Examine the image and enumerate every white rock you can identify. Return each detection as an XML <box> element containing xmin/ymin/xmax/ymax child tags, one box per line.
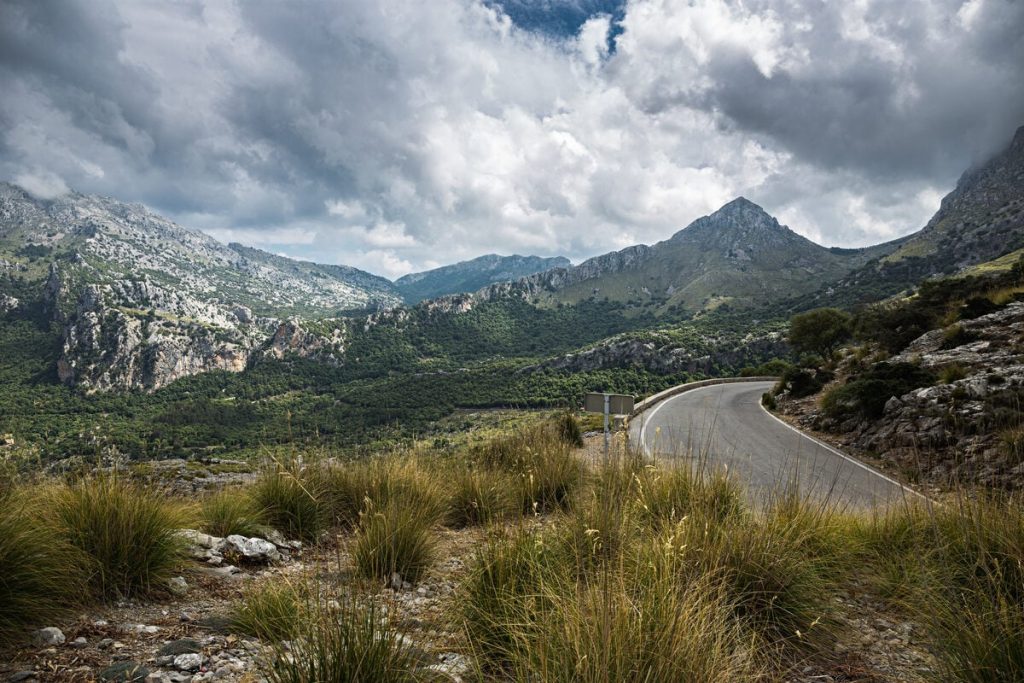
<box><xmin>225</xmin><ymin>535</ymin><xmax>281</xmax><ymax>563</ymax></box>
<box><xmin>34</xmin><ymin>627</ymin><xmax>65</xmax><ymax>646</ymax></box>
<box><xmin>173</xmin><ymin>653</ymin><xmax>204</xmax><ymax>672</ymax></box>
<box><xmin>168</xmin><ymin>576</ymin><xmax>189</xmax><ymax>596</ymax></box>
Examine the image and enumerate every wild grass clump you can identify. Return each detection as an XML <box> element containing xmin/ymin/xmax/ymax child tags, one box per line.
<box><xmin>321</xmin><ymin>457</ymin><xmax>448</xmax><ymax>530</ymax></box>
<box><xmin>447</xmin><ymin>467</ymin><xmax>515</xmax><ymax>528</ymax></box>
<box><xmin>55</xmin><ymin>475</ymin><xmax>186</xmax><ymax>600</ymax></box>
<box><xmin>251</xmin><ymin>464</ymin><xmax>326</xmax><ymax>543</ymax></box>
<box><xmin>200</xmin><ymin>488</ymin><xmax>266</xmax><ymax>538</ymax></box>
<box><xmin>1000</xmin><ymin>426</ymin><xmax>1024</xmax><ymax>464</ymax></box>
<box><xmin>553</xmin><ymin>411</ymin><xmax>584</xmax><ymax>448</ymax></box>
<box><xmin>634</xmin><ymin>463</ymin><xmax>745</xmax><ymax>528</ymax></box>
<box><xmin>475</xmin><ymin>424</ymin><xmax>581</xmax><ymax>514</ymax></box>
<box><xmin>459</xmin><ymin>530</ymin><xmax>557</xmax><ymax>670</ymax></box>
<box><xmin>353</xmin><ymin>499</ymin><xmax>438</xmax><ymax>584</ymax></box>
<box><xmin>519</xmin><ymin>567</ymin><xmax>758</xmax><ymax>682</ymax></box>
<box><xmin>230</xmin><ymin>580</ymin><xmax>304</xmax><ymax>642</ymax></box>
<box><xmin>266</xmin><ymin>600</ymin><xmax>417</xmax><ymax>683</ymax></box>
<box><xmin>0</xmin><ymin>489</ymin><xmax>86</xmax><ymax>648</ymax></box>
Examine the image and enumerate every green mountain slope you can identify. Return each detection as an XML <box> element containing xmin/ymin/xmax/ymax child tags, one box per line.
<box><xmin>530</xmin><ymin>198</ymin><xmax>894</xmax><ymax>314</ymax></box>
<box><xmin>395</xmin><ymin>253</ymin><xmax>571</xmax><ymax>303</ymax></box>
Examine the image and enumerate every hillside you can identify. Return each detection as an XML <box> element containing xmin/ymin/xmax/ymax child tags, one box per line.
<box><xmin>455</xmin><ymin>198</ymin><xmax>898</xmax><ymax>315</ymax></box>
<box><xmin>829</xmin><ymin>125</ymin><xmax>1024</xmax><ymax>300</ymax></box>
<box><xmin>395</xmin><ymin>253</ymin><xmax>570</xmax><ymax>303</ymax></box>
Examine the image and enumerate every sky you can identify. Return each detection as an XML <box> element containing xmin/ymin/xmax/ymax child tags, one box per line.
<box><xmin>1</xmin><ymin>0</ymin><xmax>1022</xmax><ymax>279</ymax></box>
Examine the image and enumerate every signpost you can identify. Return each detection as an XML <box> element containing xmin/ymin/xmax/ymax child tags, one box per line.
<box><xmin>583</xmin><ymin>392</ymin><xmax>635</xmax><ymax>460</ymax></box>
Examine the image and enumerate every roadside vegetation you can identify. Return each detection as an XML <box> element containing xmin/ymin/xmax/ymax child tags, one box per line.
<box><xmin>2</xmin><ymin>411</ymin><xmax>1023</xmax><ymax>681</ymax></box>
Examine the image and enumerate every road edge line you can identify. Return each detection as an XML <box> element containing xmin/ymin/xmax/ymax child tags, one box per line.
<box><xmin>756</xmin><ymin>398</ymin><xmax>929</xmax><ymax>501</ymax></box>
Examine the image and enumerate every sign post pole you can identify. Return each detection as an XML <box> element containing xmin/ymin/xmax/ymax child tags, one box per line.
<box><xmin>603</xmin><ymin>393</ymin><xmax>610</xmax><ymax>461</ymax></box>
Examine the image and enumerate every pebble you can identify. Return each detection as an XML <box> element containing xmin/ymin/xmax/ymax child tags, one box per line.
<box><xmin>173</xmin><ymin>653</ymin><xmax>204</xmax><ymax>672</ymax></box>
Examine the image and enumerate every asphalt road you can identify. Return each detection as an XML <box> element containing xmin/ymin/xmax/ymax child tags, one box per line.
<box><xmin>627</xmin><ymin>381</ymin><xmax>916</xmax><ymax>508</ymax></box>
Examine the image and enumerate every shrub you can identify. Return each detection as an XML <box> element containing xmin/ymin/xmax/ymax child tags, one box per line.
<box><xmin>447</xmin><ymin>468</ymin><xmax>515</xmax><ymax>528</ymax></box>
<box><xmin>56</xmin><ymin>476</ymin><xmax>187</xmax><ymax>600</ymax></box>
<box><xmin>788</xmin><ymin>308</ymin><xmax>852</xmax><ymax>360</ymax></box>
<box><xmin>774</xmin><ymin>367</ymin><xmax>831</xmax><ymax>399</ymax></box>
<box><xmin>822</xmin><ymin>362</ymin><xmax>936</xmax><ymax>419</ymax></box>
<box><xmin>552</xmin><ymin>411</ymin><xmax>584</xmax><ymax>448</ymax></box>
<box><xmin>353</xmin><ymin>500</ymin><xmax>437</xmax><ymax>584</ymax></box>
<box><xmin>265</xmin><ymin>600</ymin><xmax>417</xmax><ymax>683</ymax></box>
<box><xmin>940</xmin><ymin>324</ymin><xmax>978</xmax><ymax>350</ymax></box>
<box><xmin>959</xmin><ymin>296</ymin><xmax>1001</xmax><ymax>320</ymax></box>
<box><xmin>761</xmin><ymin>391</ymin><xmax>777</xmax><ymax>410</ymax></box>
<box><xmin>200</xmin><ymin>488</ymin><xmax>265</xmax><ymax>538</ymax></box>
<box><xmin>230</xmin><ymin>580</ymin><xmax>304</xmax><ymax>642</ymax></box>
<box><xmin>1000</xmin><ymin>427</ymin><xmax>1024</xmax><ymax>464</ymax></box>
<box><xmin>938</xmin><ymin>363</ymin><xmax>969</xmax><ymax>385</ymax></box>
<box><xmin>475</xmin><ymin>424</ymin><xmax>581</xmax><ymax>513</ymax></box>
<box><xmin>0</xmin><ymin>489</ymin><xmax>87</xmax><ymax>648</ymax></box>
<box><xmin>251</xmin><ymin>465</ymin><xmax>326</xmax><ymax>543</ymax></box>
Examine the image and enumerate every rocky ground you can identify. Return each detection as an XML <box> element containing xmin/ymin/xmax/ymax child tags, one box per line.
<box><xmin>1</xmin><ymin>438</ymin><xmax>939</xmax><ymax>683</ymax></box>
<box><xmin>776</xmin><ymin>302</ymin><xmax>1024</xmax><ymax>491</ymax></box>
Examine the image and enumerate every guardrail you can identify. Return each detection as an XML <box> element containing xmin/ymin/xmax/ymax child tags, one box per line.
<box><xmin>628</xmin><ymin>376</ymin><xmax>779</xmax><ymax>419</ymax></box>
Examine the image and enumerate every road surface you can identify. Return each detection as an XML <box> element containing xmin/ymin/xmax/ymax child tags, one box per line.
<box><xmin>628</xmin><ymin>381</ymin><xmax>915</xmax><ymax>508</ymax></box>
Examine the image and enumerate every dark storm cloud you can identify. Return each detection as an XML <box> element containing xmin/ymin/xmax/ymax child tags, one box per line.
<box><xmin>0</xmin><ymin>0</ymin><xmax>1022</xmax><ymax>276</ymax></box>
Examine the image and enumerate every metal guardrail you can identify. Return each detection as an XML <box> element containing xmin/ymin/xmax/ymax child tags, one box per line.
<box><xmin>628</xmin><ymin>376</ymin><xmax>779</xmax><ymax>419</ymax></box>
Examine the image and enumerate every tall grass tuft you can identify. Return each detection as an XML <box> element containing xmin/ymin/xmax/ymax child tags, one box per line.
<box><xmin>475</xmin><ymin>423</ymin><xmax>581</xmax><ymax>513</ymax></box>
<box><xmin>553</xmin><ymin>411</ymin><xmax>584</xmax><ymax>448</ymax></box>
<box><xmin>55</xmin><ymin>476</ymin><xmax>186</xmax><ymax>600</ymax></box>
<box><xmin>251</xmin><ymin>464</ymin><xmax>326</xmax><ymax>543</ymax></box>
<box><xmin>200</xmin><ymin>488</ymin><xmax>266</xmax><ymax>538</ymax></box>
<box><xmin>321</xmin><ymin>457</ymin><xmax>448</xmax><ymax>530</ymax></box>
<box><xmin>266</xmin><ymin>599</ymin><xmax>417</xmax><ymax>683</ymax></box>
<box><xmin>353</xmin><ymin>499</ymin><xmax>438</xmax><ymax>584</ymax></box>
<box><xmin>447</xmin><ymin>467</ymin><xmax>515</xmax><ymax>528</ymax></box>
<box><xmin>0</xmin><ymin>488</ymin><xmax>87</xmax><ymax>647</ymax></box>
<box><xmin>230</xmin><ymin>580</ymin><xmax>304</xmax><ymax>642</ymax></box>
<box><xmin>634</xmin><ymin>463</ymin><xmax>745</xmax><ymax>528</ymax></box>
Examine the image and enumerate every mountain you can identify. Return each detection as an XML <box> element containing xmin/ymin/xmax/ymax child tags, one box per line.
<box><xmin>455</xmin><ymin>198</ymin><xmax>897</xmax><ymax>315</ymax></box>
<box><xmin>0</xmin><ymin>183</ymin><xmax>403</xmax><ymax>390</ymax></box>
<box><xmin>395</xmin><ymin>254</ymin><xmax>571</xmax><ymax>303</ymax></box>
<box><xmin>836</xmin><ymin>125</ymin><xmax>1024</xmax><ymax>296</ymax></box>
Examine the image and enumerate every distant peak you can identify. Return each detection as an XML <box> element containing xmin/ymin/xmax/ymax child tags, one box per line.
<box><xmin>717</xmin><ymin>197</ymin><xmax>766</xmax><ymax>214</ymax></box>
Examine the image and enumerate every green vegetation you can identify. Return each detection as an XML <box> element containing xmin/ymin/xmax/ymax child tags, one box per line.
<box><xmin>821</xmin><ymin>362</ymin><xmax>936</xmax><ymax>419</ymax></box>
<box><xmin>788</xmin><ymin>307</ymin><xmax>852</xmax><ymax>360</ymax></box>
<box><xmin>266</xmin><ymin>600</ymin><xmax>418</xmax><ymax>683</ymax></box>
<box><xmin>353</xmin><ymin>499</ymin><xmax>438</xmax><ymax>583</ymax></box>
<box><xmin>200</xmin><ymin>488</ymin><xmax>266</xmax><ymax>538</ymax></box>
<box><xmin>0</xmin><ymin>489</ymin><xmax>86</xmax><ymax>648</ymax></box>
<box><xmin>230</xmin><ymin>580</ymin><xmax>305</xmax><ymax>642</ymax></box>
<box><xmin>55</xmin><ymin>476</ymin><xmax>187</xmax><ymax>600</ymax></box>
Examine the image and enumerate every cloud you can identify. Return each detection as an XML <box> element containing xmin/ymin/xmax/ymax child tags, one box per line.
<box><xmin>0</xmin><ymin>0</ymin><xmax>1021</xmax><ymax>278</ymax></box>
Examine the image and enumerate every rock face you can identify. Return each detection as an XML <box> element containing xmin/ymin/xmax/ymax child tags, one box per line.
<box><xmin>786</xmin><ymin>302</ymin><xmax>1024</xmax><ymax>488</ymax></box>
<box><xmin>530</xmin><ymin>329</ymin><xmax>787</xmax><ymax>376</ymax></box>
<box><xmin>0</xmin><ymin>183</ymin><xmax>404</xmax><ymax>391</ymax></box>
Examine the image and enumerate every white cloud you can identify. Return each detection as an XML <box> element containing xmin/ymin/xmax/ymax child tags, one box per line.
<box><xmin>14</xmin><ymin>170</ymin><xmax>69</xmax><ymax>199</ymax></box>
<box><xmin>0</xmin><ymin>0</ymin><xmax>1021</xmax><ymax>277</ymax></box>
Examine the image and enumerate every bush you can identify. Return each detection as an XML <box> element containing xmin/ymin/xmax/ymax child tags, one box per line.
<box><xmin>447</xmin><ymin>468</ymin><xmax>515</xmax><ymax>528</ymax></box>
<box><xmin>552</xmin><ymin>411</ymin><xmax>584</xmax><ymax>448</ymax></box>
<box><xmin>475</xmin><ymin>424</ymin><xmax>581</xmax><ymax>513</ymax></box>
<box><xmin>231</xmin><ymin>580</ymin><xmax>304</xmax><ymax>642</ymax></box>
<box><xmin>775</xmin><ymin>367</ymin><xmax>830</xmax><ymax>399</ymax></box>
<box><xmin>251</xmin><ymin>465</ymin><xmax>326</xmax><ymax>543</ymax></box>
<box><xmin>822</xmin><ymin>362</ymin><xmax>936</xmax><ymax>419</ymax></box>
<box><xmin>56</xmin><ymin>476</ymin><xmax>187</xmax><ymax>600</ymax></box>
<box><xmin>0</xmin><ymin>489</ymin><xmax>87</xmax><ymax>647</ymax></box>
<box><xmin>788</xmin><ymin>308</ymin><xmax>852</xmax><ymax>360</ymax></box>
<box><xmin>940</xmin><ymin>324</ymin><xmax>978</xmax><ymax>350</ymax></box>
<box><xmin>353</xmin><ymin>500</ymin><xmax>437</xmax><ymax>584</ymax></box>
<box><xmin>1001</xmin><ymin>427</ymin><xmax>1024</xmax><ymax>464</ymax></box>
<box><xmin>265</xmin><ymin>600</ymin><xmax>417</xmax><ymax>683</ymax></box>
<box><xmin>761</xmin><ymin>391</ymin><xmax>777</xmax><ymax>410</ymax></box>
<box><xmin>200</xmin><ymin>488</ymin><xmax>265</xmax><ymax>538</ymax></box>
<box><xmin>938</xmin><ymin>363</ymin><xmax>969</xmax><ymax>385</ymax></box>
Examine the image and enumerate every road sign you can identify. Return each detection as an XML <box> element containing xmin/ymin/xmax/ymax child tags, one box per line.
<box><xmin>583</xmin><ymin>392</ymin><xmax>634</xmax><ymax>415</ymax></box>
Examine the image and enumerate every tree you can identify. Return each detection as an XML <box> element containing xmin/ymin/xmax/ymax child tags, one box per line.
<box><xmin>788</xmin><ymin>308</ymin><xmax>852</xmax><ymax>360</ymax></box>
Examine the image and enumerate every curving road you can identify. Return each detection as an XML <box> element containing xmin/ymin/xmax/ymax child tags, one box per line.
<box><xmin>628</xmin><ymin>381</ymin><xmax>917</xmax><ymax>508</ymax></box>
